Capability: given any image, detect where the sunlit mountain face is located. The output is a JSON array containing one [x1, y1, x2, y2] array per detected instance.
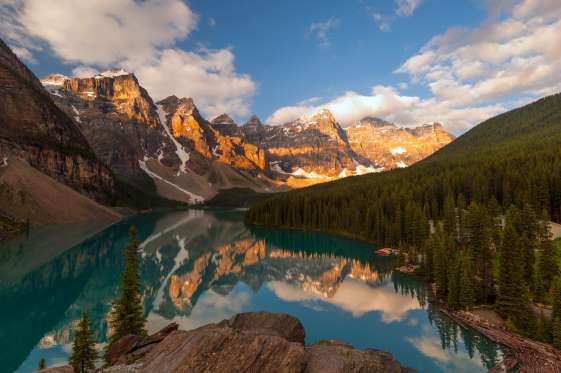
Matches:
[[1, 210, 505, 373]]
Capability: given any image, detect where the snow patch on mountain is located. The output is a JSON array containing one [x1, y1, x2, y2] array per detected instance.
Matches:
[[397, 161, 408, 168], [139, 159, 203, 204], [99, 68, 130, 78], [391, 147, 407, 155], [71, 105, 81, 123], [292, 168, 329, 179], [157, 105, 190, 172]]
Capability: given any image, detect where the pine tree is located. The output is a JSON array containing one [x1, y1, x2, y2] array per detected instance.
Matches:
[[69, 311, 98, 373], [459, 254, 476, 309], [432, 233, 449, 298], [535, 311, 551, 343], [447, 253, 461, 309], [38, 358, 46, 370], [107, 226, 147, 352], [552, 278, 561, 321], [496, 220, 531, 330], [553, 317, 561, 350], [443, 193, 456, 238], [539, 240, 560, 291]]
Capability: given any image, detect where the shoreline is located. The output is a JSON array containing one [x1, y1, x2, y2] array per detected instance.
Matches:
[[439, 307, 561, 372]]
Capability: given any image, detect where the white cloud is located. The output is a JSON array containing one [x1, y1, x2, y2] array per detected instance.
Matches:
[[370, 0, 423, 32], [308, 17, 340, 47], [268, 279, 422, 323], [372, 13, 394, 32], [9, 44, 35, 63], [397, 0, 561, 110], [134, 48, 256, 118], [19, 0, 196, 66], [396, 0, 423, 17], [267, 85, 505, 133], [72, 66, 99, 78], [1, 0, 257, 118]]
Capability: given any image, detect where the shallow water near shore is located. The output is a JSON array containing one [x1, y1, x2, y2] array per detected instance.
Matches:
[[0, 209, 506, 373]]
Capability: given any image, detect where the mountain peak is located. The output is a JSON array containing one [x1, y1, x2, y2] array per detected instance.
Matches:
[[296, 108, 337, 128], [244, 115, 263, 127], [212, 113, 236, 125], [353, 117, 396, 128], [40, 73, 70, 86], [97, 68, 131, 78]]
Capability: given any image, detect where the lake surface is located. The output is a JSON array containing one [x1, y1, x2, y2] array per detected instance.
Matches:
[[0, 209, 505, 373]]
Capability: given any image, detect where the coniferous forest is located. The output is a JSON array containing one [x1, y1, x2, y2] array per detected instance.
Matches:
[[246, 93, 561, 345]]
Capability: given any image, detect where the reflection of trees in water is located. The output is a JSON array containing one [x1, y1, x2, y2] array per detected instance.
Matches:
[[390, 273, 504, 370], [391, 271, 429, 309], [425, 304, 504, 370], [0, 214, 159, 372]]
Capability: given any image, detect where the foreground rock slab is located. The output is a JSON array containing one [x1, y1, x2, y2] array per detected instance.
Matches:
[[102, 312, 414, 372]]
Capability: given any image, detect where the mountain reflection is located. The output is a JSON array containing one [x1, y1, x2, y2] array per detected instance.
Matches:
[[0, 209, 504, 373]]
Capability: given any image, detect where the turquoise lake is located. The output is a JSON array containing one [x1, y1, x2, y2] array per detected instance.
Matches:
[[0, 209, 506, 373]]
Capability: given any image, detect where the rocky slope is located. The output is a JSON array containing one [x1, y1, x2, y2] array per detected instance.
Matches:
[[40, 68, 454, 203], [43, 312, 413, 373], [0, 39, 122, 233]]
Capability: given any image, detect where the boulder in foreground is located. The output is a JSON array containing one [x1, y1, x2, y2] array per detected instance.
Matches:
[[47, 312, 414, 373]]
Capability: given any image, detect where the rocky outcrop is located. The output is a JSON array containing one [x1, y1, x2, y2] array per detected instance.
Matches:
[[99, 312, 414, 373], [0, 39, 115, 204]]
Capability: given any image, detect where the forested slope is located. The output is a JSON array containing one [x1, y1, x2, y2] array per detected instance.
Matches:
[[246, 93, 561, 244]]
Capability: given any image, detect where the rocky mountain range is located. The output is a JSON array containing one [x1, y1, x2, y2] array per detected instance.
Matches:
[[39, 69, 454, 204], [0, 38, 454, 232]]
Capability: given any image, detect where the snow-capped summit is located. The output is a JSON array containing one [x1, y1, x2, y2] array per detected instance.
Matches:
[[97, 68, 131, 78], [40, 73, 70, 86]]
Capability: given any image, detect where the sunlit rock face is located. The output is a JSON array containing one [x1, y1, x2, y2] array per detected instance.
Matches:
[[0, 40, 115, 204], [40, 66, 454, 203], [244, 109, 361, 179], [41, 70, 179, 178], [345, 119, 455, 170]]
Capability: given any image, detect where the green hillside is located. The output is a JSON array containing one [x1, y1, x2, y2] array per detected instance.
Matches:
[[246, 93, 561, 245]]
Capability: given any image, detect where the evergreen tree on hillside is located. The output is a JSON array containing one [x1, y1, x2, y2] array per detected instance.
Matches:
[[69, 311, 97, 373], [539, 240, 559, 292], [497, 220, 531, 330], [38, 358, 46, 370], [553, 317, 561, 349], [553, 278, 561, 321], [443, 193, 456, 238], [107, 226, 146, 352], [432, 233, 449, 298], [447, 253, 461, 309], [459, 254, 476, 309], [465, 203, 494, 302]]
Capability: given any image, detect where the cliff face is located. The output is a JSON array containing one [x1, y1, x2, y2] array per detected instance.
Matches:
[[0, 39, 115, 203], [345, 120, 455, 169], [244, 109, 361, 178], [42, 70, 178, 177]]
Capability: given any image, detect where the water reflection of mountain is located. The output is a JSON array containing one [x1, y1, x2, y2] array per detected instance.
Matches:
[[1, 210, 504, 372]]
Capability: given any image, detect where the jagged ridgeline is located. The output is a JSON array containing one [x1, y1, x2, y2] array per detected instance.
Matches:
[[245, 93, 561, 246]]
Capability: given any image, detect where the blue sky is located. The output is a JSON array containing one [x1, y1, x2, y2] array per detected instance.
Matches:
[[2, 0, 560, 133]]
